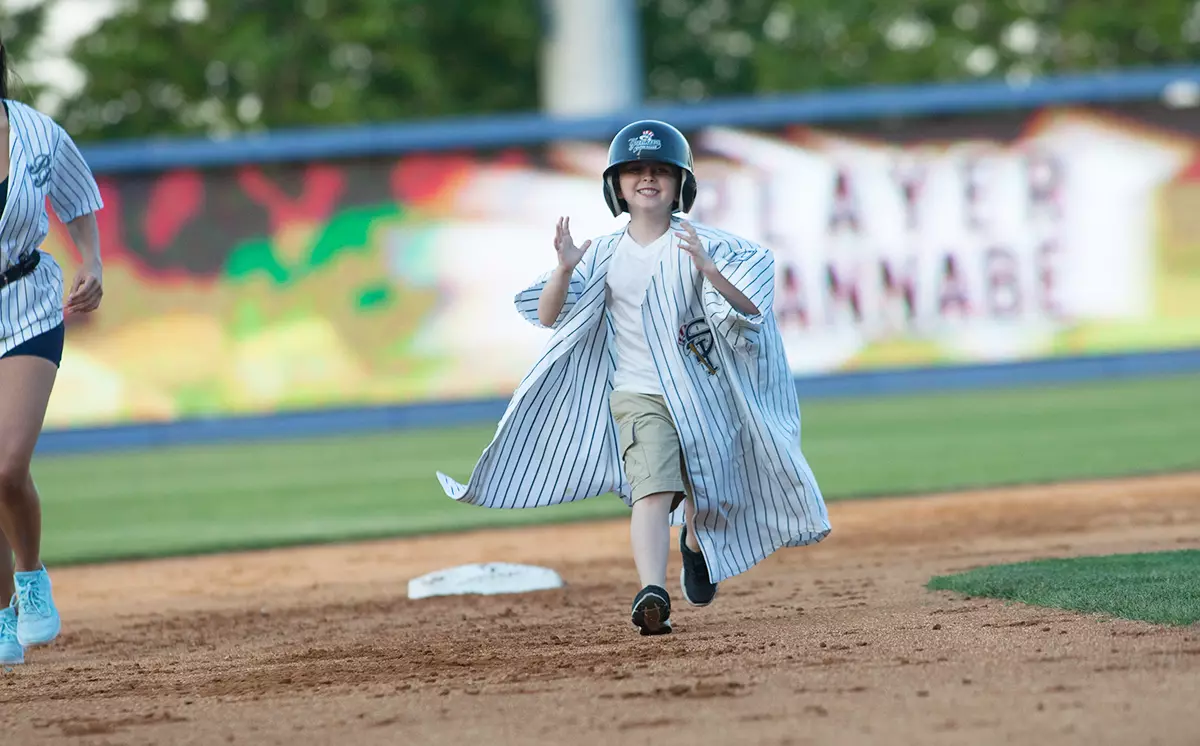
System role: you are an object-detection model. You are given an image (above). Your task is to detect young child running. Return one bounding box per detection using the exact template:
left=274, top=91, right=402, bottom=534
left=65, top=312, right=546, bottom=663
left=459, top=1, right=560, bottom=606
left=437, top=119, right=830, bottom=635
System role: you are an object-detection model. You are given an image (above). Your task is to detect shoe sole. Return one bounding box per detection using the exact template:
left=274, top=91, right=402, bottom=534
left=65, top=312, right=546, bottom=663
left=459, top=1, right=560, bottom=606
left=0, top=637, right=24, bottom=665
left=631, top=595, right=672, bottom=636
left=17, top=619, right=61, bottom=648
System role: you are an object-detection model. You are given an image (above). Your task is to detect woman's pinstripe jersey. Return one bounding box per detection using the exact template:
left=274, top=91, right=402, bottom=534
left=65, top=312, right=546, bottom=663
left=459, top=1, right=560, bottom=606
left=0, top=99, right=104, bottom=355
left=438, top=215, right=831, bottom=584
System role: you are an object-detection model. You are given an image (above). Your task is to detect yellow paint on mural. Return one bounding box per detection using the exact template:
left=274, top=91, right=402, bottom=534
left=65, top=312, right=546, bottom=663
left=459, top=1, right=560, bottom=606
left=847, top=338, right=950, bottom=368
left=225, top=317, right=372, bottom=411
left=1156, top=174, right=1200, bottom=320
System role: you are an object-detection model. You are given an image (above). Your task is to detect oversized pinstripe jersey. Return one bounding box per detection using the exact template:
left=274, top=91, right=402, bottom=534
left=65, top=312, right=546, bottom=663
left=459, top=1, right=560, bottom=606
left=0, top=99, right=104, bottom=354
left=438, top=215, right=831, bottom=583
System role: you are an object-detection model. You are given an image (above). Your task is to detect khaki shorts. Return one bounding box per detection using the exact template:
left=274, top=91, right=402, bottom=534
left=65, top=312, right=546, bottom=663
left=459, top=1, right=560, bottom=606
left=610, top=391, right=691, bottom=506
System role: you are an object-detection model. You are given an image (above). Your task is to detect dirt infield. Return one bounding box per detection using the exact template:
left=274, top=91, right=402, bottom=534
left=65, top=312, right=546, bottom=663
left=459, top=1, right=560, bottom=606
left=3, top=473, right=1199, bottom=745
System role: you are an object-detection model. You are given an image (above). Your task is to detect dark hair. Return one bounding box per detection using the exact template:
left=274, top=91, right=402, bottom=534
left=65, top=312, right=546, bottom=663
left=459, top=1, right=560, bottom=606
left=0, top=39, right=6, bottom=100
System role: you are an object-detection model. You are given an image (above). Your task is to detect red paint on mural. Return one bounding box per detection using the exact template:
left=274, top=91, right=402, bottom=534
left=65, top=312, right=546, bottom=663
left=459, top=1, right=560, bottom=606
left=237, top=164, right=346, bottom=230
left=145, top=170, right=205, bottom=253
left=390, top=153, right=474, bottom=205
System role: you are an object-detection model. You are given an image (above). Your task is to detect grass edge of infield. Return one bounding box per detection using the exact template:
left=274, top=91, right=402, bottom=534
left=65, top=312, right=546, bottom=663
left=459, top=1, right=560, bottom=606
left=925, top=549, right=1200, bottom=627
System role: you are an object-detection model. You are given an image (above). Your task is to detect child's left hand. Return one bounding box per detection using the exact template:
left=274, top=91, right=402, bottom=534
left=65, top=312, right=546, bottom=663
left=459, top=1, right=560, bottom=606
left=675, top=221, right=714, bottom=274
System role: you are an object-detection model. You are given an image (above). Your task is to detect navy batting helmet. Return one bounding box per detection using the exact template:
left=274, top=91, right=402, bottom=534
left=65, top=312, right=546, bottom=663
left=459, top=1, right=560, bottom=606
left=602, top=120, right=698, bottom=217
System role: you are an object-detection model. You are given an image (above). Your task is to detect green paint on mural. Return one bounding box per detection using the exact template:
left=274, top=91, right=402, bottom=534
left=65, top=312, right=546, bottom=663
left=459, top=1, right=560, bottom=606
left=225, top=240, right=290, bottom=284
left=355, top=283, right=394, bottom=311
left=309, top=205, right=404, bottom=269
left=222, top=204, right=402, bottom=285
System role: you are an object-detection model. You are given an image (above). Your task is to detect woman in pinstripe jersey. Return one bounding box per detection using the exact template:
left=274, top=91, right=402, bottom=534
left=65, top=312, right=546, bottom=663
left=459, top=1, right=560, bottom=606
left=0, top=39, right=106, bottom=666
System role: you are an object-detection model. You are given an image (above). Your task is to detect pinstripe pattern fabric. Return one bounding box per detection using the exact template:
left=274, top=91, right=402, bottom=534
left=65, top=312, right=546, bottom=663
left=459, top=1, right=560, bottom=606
left=437, top=216, right=830, bottom=584
left=0, top=99, right=104, bottom=355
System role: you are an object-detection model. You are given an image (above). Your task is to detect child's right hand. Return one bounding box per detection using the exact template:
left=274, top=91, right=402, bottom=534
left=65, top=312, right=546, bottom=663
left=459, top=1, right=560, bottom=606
left=554, top=217, right=592, bottom=271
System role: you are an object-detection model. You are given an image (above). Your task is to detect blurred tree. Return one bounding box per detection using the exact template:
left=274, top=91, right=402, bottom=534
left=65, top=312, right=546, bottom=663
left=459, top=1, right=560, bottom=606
left=0, top=3, right=50, bottom=102
left=52, top=0, right=1200, bottom=141
left=55, top=0, right=543, bottom=141
left=637, top=0, right=1200, bottom=101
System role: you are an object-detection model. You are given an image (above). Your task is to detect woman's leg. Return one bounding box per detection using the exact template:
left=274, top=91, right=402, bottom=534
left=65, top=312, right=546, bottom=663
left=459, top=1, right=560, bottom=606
left=0, top=354, right=61, bottom=646
left=0, top=535, right=13, bottom=603
left=0, top=355, right=54, bottom=570
left=0, top=533, right=19, bottom=664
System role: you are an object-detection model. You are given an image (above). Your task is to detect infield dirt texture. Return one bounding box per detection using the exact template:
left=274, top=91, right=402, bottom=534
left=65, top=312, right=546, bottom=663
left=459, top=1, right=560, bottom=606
left=3, top=471, right=1198, bottom=745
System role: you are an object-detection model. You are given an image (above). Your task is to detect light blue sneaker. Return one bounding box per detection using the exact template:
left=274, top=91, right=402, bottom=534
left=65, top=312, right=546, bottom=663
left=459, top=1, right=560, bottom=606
left=0, top=602, right=22, bottom=665
left=15, top=566, right=61, bottom=647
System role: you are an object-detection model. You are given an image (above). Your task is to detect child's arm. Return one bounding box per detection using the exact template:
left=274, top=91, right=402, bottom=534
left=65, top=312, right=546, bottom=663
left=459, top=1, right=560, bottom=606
left=540, top=217, right=593, bottom=325
left=677, top=221, right=774, bottom=357
left=514, top=217, right=594, bottom=330
left=696, top=263, right=760, bottom=317
left=515, top=267, right=586, bottom=329
left=676, top=222, right=766, bottom=318
left=537, top=266, right=577, bottom=327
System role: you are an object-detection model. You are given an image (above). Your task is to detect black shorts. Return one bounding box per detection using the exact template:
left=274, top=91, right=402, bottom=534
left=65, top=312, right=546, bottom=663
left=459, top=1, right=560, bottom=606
left=1, top=324, right=65, bottom=367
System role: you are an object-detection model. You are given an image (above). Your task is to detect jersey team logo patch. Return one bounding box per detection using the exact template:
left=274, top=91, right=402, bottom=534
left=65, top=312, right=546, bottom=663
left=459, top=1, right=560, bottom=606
left=628, top=130, right=663, bottom=155
left=678, top=317, right=718, bottom=375
left=28, top=155, right=51, bottom=188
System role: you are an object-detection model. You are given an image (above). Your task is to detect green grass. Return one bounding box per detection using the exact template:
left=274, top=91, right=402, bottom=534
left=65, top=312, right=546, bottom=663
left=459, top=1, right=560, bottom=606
left=927, top=550, right=1200, bottom=626
left=33, top=372, right=1200, bottom=566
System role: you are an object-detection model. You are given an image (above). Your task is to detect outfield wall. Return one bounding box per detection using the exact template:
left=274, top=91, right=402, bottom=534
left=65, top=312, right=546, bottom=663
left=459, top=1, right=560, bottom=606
left=34, top=347, right=1200, bottom=455
left=36, top=66, right=1200, bottom=435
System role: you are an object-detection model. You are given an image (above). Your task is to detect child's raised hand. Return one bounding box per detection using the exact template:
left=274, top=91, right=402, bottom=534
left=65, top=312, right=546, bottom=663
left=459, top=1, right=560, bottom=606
left=554, top=217, right=592, bottom=271
left=676, top=221, right=714, bottom=274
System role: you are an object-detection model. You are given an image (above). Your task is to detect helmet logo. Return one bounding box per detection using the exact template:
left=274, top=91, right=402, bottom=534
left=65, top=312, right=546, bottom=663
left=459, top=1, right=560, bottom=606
left=627, top=130, right=662, bottom=155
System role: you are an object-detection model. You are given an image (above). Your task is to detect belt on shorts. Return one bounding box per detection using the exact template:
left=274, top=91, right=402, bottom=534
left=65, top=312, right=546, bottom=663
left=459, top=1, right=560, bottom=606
left=0, top=251, right=40, bottom=290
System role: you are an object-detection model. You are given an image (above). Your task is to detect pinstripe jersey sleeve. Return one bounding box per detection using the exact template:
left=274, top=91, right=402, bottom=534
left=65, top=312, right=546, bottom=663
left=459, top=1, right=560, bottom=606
left=701, top=230, right=775, bottom=357
left=513, top=254, right=590, bottom=329
left=48, top=124, right=104, bottom=223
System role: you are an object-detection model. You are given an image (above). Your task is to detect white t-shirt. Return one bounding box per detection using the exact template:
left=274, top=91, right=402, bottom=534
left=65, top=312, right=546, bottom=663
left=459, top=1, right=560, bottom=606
left=606, top=228, right=674, bottom=394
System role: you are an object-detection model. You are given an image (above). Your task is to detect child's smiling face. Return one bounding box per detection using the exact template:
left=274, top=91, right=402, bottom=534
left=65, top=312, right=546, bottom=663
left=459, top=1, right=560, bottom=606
left=617, top=161, right=680, bottom=217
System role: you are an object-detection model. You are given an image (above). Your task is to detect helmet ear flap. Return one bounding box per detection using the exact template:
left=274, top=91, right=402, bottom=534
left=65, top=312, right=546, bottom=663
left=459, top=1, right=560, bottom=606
left=603, top=169, right=626, bottom=217
left=679, top=171, right=698, bottom=214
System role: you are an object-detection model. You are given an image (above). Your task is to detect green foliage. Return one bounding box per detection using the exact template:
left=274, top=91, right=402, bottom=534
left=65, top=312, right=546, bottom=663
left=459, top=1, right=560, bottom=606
left=0, top=3, right=49, bottom=102
left=636, top=0, right=1200, bottom=101
left=42, top=2, right=1200, bottom=142
left=56, top=0, right=543, bottom=141
left=928, top=550, right=1200, bottom=626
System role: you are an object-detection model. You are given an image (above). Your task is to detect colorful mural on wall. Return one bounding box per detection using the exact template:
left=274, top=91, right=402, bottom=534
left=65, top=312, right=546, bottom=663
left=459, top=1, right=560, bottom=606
left=37, top=104, right=1200, bottom=429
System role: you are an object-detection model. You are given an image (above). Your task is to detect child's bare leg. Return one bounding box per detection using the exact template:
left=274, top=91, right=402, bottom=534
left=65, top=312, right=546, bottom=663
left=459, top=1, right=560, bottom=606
left=678, top=490, right=718, bottom=606
left=630, top=492, right=674, bottom=588
left=683, top=494, right=701, bottom=552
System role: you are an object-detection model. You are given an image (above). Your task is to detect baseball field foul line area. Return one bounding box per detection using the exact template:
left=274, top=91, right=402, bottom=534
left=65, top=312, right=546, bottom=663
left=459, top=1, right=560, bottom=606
left=2, top=374, right=1198, bottom=744
left=30, top=372, right=1200, bottom=566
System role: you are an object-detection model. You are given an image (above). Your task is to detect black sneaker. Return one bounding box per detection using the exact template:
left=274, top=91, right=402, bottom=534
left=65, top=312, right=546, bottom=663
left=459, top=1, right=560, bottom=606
left=679, top=525, right=718, bottom=606
left=631, top=585, right=672, bottom=636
